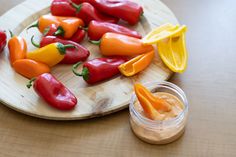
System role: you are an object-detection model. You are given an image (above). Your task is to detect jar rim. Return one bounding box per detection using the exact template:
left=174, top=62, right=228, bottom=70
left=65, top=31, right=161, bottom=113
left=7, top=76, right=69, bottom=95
left=129, top=81, right=189, bottom=127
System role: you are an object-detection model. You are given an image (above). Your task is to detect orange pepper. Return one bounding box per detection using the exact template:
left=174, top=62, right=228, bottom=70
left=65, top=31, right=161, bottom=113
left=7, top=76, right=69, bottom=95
left=119, top=50, right=155, bottom=76
left=8, top=31, right=27, bottom=66
left=27, top=15, right=84, bottom=39
left=92, top=33, right=153, bottom=56
left=13, top=59, right=50, bottom=79
left=134, top=83, right=172, bottom=120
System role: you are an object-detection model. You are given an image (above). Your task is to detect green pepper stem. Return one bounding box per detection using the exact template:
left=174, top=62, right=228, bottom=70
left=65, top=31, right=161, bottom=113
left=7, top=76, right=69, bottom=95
left=57, top=43, right=76, bottom=55
left=54, top=26, right=65, bottom=36
left=27, top=21, right=39, bottom=31
left=26, top=77, right=36, bottom=89
left=79, top=26, right=88, bottom=31
left=71, top=2, right=82, bottom=13
left=72, top=62, right=89, bottom=81
left=31, top=35, right=40, bottom=48
left=43, top=26, right=50, bottom=36
left=89, top=40, right=101, bottom=45
left=9, top=30, right=14, bottom=38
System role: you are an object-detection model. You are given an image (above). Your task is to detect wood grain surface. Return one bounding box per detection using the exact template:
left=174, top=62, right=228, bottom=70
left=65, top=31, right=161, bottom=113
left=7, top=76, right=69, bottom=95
left=0, top=0, right=176, bottom=120
left=0, top=0, right=236, bottom=156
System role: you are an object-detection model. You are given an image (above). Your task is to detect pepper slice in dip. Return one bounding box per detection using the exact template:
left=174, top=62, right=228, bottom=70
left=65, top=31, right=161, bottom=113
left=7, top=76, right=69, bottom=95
left=129, top=81, right=189, bottom=144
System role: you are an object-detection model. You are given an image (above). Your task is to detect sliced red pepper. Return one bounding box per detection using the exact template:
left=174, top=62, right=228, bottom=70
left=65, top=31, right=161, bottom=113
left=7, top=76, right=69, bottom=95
left=72, top=57, right=127, bottom=84
left=87, top=20, right=142, bottom=41
left=71, top=0, right=143, bottom=25
left=27, top=73, right=77, bottom=110
left=71, top=2, right=119, bottom=25
left=31, top=36, right=90, bottom=64
left=0, top=30, right=7, bottom=52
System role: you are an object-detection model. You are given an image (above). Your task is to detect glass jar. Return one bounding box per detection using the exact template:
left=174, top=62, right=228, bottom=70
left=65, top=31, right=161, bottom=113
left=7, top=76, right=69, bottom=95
left=129, top=81, right=189, bottom=144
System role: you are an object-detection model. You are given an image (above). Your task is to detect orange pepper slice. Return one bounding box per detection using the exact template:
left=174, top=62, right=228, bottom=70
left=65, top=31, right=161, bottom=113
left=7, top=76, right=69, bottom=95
left=119, top=50, right=154, bottom=76
left=134, top=83, right=172, bottom=120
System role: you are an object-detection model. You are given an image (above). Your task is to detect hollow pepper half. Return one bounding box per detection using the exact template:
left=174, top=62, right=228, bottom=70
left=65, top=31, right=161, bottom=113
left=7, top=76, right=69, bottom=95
left=0, top=30, right=7, bottom=53
left=72, top=0, right=143, bottom=25
left=71, top=2, right=119, bottom=25
left=13, top=59, right=50, bottom=79
left=91, top=32, right=153, bottom=56
left=8, top=31, right=27, bottom=66
left=27, top=73, right=77, bottom=110
left=31, top=36, right=90, bottom=64
left=134, top=83, right=172, bottom=120
left=119, top=50, right=154, bottom=77
left=87, top=20, right=142, bottom=41
left=27, top=42, right=75, bottom=67
left=28, top=15, right=84, bottom=39
left=72, top=57, right=127, bottom=84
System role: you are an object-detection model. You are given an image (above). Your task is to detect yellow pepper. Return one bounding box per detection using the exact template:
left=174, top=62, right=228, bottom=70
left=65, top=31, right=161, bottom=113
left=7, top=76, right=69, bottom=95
left=27, top=43, right=75, bottom=67
left=119, top=50, right=155, bottom=77
left=134, top=83, right=172, bottom=120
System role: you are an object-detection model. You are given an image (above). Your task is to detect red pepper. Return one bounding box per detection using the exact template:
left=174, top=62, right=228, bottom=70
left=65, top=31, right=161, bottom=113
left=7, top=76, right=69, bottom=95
left=27, top=73, right=77, bottom=110
left=71, top=2, right=119, bottom=25
left=31, top=36, right=90, bottom=64
left=72, top=57, right=127, bottom=84
left=87, top=20, right=142, bottom=41
left=70, top=28, right=86, bottom=43
left=43, top=24, right=85, bottom=43
left=71, top=0, right=143, bottom=25
left=51, top=0, right=76, bottom=17
left=0, top=30, right=7, bottom=52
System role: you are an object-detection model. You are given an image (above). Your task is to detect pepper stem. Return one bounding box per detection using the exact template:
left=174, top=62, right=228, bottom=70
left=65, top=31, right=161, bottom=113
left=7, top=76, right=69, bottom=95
left=31, top=35, right=40, bottom=48
left=43, top=26, right=50, bottom=36
left=79, top=26, right=88, bottom=31
left=89, top=40, right=101, bottom=45
left=71, top=2, right=82, bottom=13
left=57, top=43, right=76, bottom=55
left=27, top=21, right=39, bottom=31
left=26, top=78, right=36, bottom=89
left=9, top=30, right=14, bottom=38
left=54, top=26, right=65, bottom=36
left=72, top=62, right=89, bottom=81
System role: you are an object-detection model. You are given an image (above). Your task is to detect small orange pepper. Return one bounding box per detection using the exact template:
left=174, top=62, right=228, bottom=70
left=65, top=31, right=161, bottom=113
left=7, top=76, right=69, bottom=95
left=134, top=83, right=172, bottom=120
left=13, top=59, right=50, bottom=79
left=119, top=50, right=155, bottom=76
left=91, top=33, right=154, bottom=56
left=27, top=15, right=84, bottom=39
left=8, top=31, right=27, bottom=66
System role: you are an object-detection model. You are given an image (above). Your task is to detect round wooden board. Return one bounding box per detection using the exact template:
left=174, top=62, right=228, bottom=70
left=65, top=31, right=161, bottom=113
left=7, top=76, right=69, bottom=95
left=0, top=0, right=178, bottom=120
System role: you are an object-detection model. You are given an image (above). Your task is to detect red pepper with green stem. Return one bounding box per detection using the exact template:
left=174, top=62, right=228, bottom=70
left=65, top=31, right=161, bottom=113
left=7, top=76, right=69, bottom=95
left=72, top=57, right=127, bottom=84
left=71, top=0, right=143, bottom=25
left=27, top=73, right=77, bottom=110
left=31, top=36, right=90, bottom=64
left=87, top=20, right=142, bottom=41
left=0, top=30, right=7, bottom=52
left=71, top=2, right=119, bottom=25
left=44, top=24, right=86, bottom=43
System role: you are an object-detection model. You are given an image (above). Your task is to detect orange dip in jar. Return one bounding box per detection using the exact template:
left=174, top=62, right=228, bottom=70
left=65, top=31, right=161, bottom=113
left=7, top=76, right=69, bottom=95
left=129, top=81, right=189, bottom=144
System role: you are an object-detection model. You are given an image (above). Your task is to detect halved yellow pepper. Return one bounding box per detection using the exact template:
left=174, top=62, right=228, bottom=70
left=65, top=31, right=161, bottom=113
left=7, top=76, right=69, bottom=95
left=142, top=24, right=188, bottom=73
left=134, top=83, right=172, bottom=120
left=119, top=50, right=154, bottom=77
left=27, top=43, right=75, bottom=67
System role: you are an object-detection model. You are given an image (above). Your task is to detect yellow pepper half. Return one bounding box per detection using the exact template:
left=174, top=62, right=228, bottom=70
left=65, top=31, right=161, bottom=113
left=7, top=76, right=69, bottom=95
left=134, top=83, right=172, bottom=120
left=142, top=24, right=188, bottom=73
left=27, top=43, right=75, bottom=67
left=119, top=50, right=155, bottom=77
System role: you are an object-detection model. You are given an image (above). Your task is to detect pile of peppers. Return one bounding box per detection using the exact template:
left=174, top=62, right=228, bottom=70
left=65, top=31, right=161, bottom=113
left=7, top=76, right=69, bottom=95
left=2, top=0, right=160, bottom=111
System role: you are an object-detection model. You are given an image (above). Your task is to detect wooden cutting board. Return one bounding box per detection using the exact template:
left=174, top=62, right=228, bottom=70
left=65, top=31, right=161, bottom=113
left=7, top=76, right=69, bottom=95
left=0, top=0, right=178, bottom=120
